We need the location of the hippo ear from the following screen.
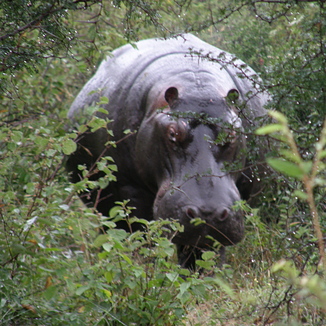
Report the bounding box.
[165,87,179,106]
[226,89,240,104]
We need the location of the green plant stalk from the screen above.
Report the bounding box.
[309,118,326,272]
[305,176,325,271]
[282,117,326,272]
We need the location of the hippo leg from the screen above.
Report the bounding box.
[177,245,226,271]
[176,245,203,271]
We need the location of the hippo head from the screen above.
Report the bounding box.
[135,86,245,251]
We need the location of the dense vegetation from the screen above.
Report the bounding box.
[1,1,325,325]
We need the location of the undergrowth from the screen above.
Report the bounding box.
[1,107,325,325]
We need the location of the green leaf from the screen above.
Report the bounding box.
[293,190,308,200]
[0,298,7,308]
[267,158,303,179]
[108,164,118,172]
[23,216,38,232]
[59,204,70,211]
[104,271,114,283]
[279,149,301,164]
[314,177,326,186]
[43,285,58,300]
[271,259,288,273]
[88,116,107,132]
[11,130,23,142]
[166,272,179,283]
[75,285,90,296]
[120,253,132,265]
[98,178,109,189]
[178,281,191,297]
[102,289,112,299]
[268,110,288,124]
[202,251,215,261]
[97,107,109,115]
[302,161,312,174]
[255,124,283,135]
[93,234,109,248]
[196,260,214,269]
[78,124,88,133]
[191,217,206,226]
[98,96,109,105]
[11,244,27,255]
[109,206,124,218]
[102,242,113,252]
[62,138,77,155]
[34,136,49,153]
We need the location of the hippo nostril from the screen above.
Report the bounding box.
[184,206,230,222]
[185,206,200,220]
[218,208,230,222]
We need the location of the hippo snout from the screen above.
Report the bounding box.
[183,205,230,222]
[178,203,244,247]
[154,186,245,249]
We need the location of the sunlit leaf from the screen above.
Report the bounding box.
[104,271,114,283]
[256,123,283,135]
[202,251,215,261]
[102,289,112,298]
[62,138,77,155]
[293,190,308,200]
[279,149,301,164]
[120,253,132,265]
[102,242,113,252]
[98,97,109,105]
[268,110,288,124]
[267,158,303,179]
[75,285,90,296]
[166,272,179,283]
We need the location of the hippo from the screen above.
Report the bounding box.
[67,34,268,269]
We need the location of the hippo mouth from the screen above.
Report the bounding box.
[152,172,245,247]
[153,198,245,248]
[170,211,245,248]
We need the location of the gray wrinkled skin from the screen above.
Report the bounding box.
[67,34,269,269]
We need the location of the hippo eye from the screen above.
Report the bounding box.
[167,122,188,144]
[168,125,178,143]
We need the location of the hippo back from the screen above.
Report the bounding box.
[68,34,267,133]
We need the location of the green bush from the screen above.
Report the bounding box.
[0,109,234,325]
[1,1,326,325]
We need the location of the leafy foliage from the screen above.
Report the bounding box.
[1,0,326,325]
[0,112,231,325]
